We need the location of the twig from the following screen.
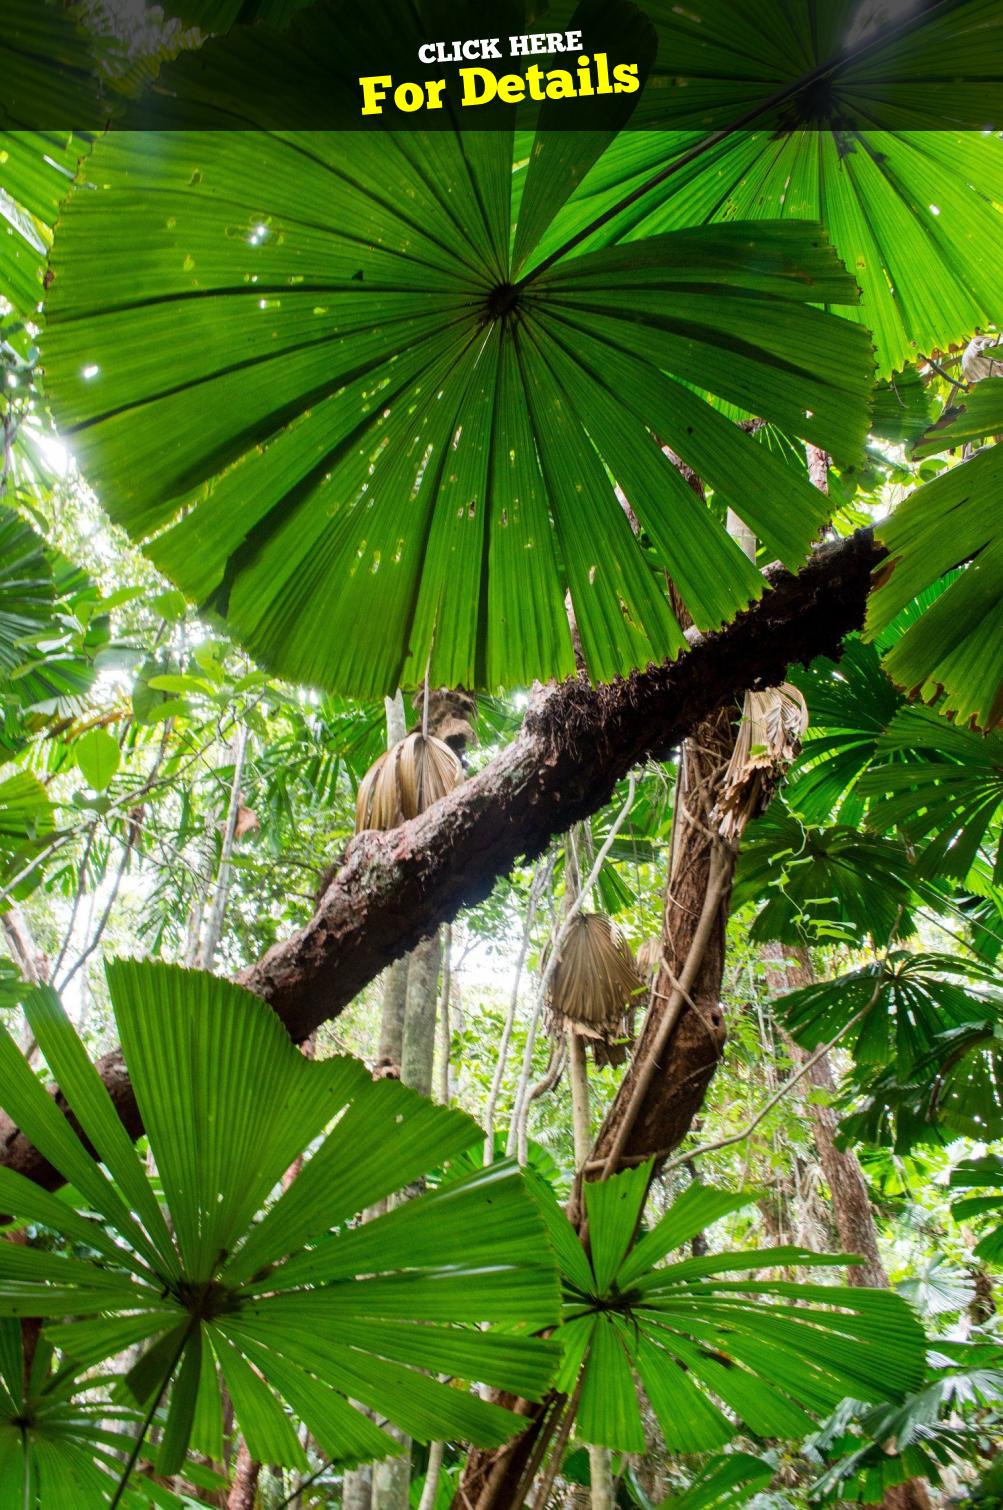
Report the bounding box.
[484,857,549,1163]
[438,922,452,1106]
[56,838,131,994]
[660,919,902,1175]
[658,1004,870,1176]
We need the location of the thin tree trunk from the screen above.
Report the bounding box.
[417,1440,446,1510]
[438,924,452,1104]
[568,1033,591,1172]
[372,1434,412,1510]
[2,902,48,1062]
[485,860,548,1162]
[343,1463,374,1510]
[199,723,248,970]
[582,706,735,1195]
[378,957,409,1074]
[763,944,932,1510]
[227,1441,260,1510]
[401,932,441,1099]
[587,1449,614,1510]
[762,946,886,1286]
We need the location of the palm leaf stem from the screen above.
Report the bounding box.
[109,1315,196,1510]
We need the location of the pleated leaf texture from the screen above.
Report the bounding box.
[0,960,561,1477]
[43,130,876,697]
[867,441,1003,731]
[0,1321,183,1509]
[530,1163,926,1454]
[775,950,1003,1075]
[355,731,463,832]
[949,1155,1003,1264]
[528,3,1003,383]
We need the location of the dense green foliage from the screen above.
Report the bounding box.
[1,0,1002,1505]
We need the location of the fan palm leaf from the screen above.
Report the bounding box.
[0,961,560,1480]
[41,129,874,696]
[774,949,1002,1073]
[529,1164,926,1456]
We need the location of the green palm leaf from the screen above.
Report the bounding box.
[785,639,905,827]
[731,806,915,947]
[866,442,1003,730]
[532,1166,926,1455]
[0,509,55,672]
[658,1452,774,1509]
[524,0,1003,380]
[0,1320,182,1508]
[950,1154,1003,1263]
[42,130,873,696]
[0,767,56,897]
[0,961,560,1480]
[842,1020,1003,1151]
[774,950,1001,1073]
[858,706,1003,881]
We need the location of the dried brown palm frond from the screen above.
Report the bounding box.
[545,912,642,1067]
[355,731,463,833]
[635,936,662,980]
[715,682,808,842]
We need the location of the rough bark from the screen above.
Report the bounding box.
[882,1483,933,1510]
[0,530,883,1192]
[763,946,932,1510]
[400,933,441,1099]
[585,708,734,1187]
[763,946,887,1288]
[226,1441,260,1510]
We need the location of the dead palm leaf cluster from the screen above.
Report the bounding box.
[635,936,662,981]
[715,683,808,842]
[355,731,463,832]
[545,912,642,1067]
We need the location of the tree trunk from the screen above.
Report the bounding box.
[198,722,248,970]
[588,1448,614,1510]
[226,1440,260,1510]
[762,946,886,1287]
[583,707,735,1193]
[400,932,441,1099]
[882,1483,933,1510]
[567,1032,592,1172]
[417,1440,446,1510]
[371,1431,412,1510]
[2,902,49,1063]
[0,529,884,1194]
[763,945,932,1510]
[377,957,409,1075]
[343,1463,374,1510]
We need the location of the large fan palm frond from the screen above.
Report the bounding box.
[42,129,874,696]
[0,961,560,1480]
